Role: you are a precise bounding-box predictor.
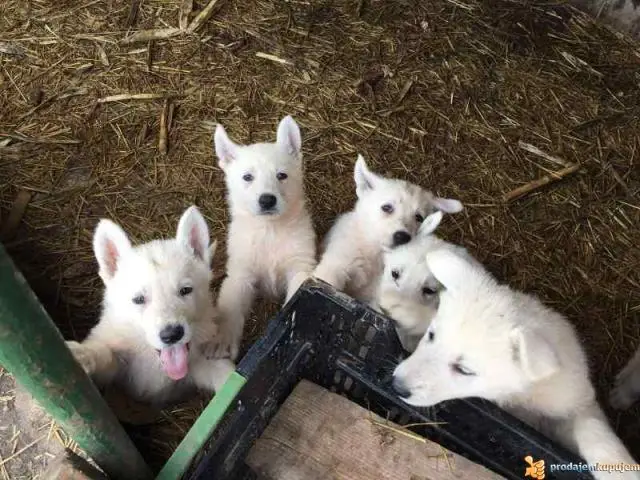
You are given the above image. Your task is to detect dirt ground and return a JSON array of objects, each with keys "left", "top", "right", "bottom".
[
  {"left": 1, "top": 0, "right": 639, "bottom": 476},
  {"left": 0, "top": 368, "right": 69, "bottom": 480}
]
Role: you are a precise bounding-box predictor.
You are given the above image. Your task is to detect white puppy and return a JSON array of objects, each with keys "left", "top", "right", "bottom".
[
  {"left": 212, "top": 116, "right": 316, "bottom": 360},
  {"left": 66, "top": 206, "right": 235, "bottom": 407},
  {"left": 610, "top": 346, "right": 640, "bottom": 410},
  {"left": 376, "top": 210, "right": 474, "bottom": 352},
  {"left": 314, "top": 154, "right": 463, "bottom": 304},
  {"left": 392, "top": 249, "right": 639, "bottom": 479}
]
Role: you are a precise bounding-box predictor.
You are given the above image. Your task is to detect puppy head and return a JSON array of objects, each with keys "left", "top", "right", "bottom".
[
  {"left": 214, "top": 116, "right": 304, "bottom": 218},
  {"left": 353, "top": 155, "right": 462, "bottom": 249},
  {"left": 392, "top": 249, "right": 561, "bottom": 406},
  {"left": 93, "top": 206, "right": 215, "bottom": 380},
  {"left": 378, "top": 212, "right": 444, "bottom": 330}
]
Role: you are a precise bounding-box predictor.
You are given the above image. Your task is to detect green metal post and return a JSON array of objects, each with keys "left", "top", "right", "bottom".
[
  {"left": 0, "top": 244, "right": 151, "bottom": 480},
  {"left": 157, "top": 371, "right": 247, "bottom": 480}
]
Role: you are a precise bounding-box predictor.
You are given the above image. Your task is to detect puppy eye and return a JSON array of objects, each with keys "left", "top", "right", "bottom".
[
  {"left": 428, "top": 330, "right": 435, "bottom": 342},
  {"left": 381, "top": 204, "right": 394, "bottom": 214},
  {"left": 132, "top": 295, "right": 145, "bottom": 305},
  {"left": 179, "top": 286, "right": 193, "bottom": 296},
  {"left": 422, "top": 286, "right": 436, "bottom": 295},
  {"left": 415, "top": 213, "right": 424, "bottom": 223},
  {"left": 242, "top": 173, "right": 254, "bottom": 182},
  {"left": 391, "top": 269, "right": 400, "bottom": 280},
  {"left": 276, "top": 172, "right": 288, "bottom": 181},
  {"left": 451, "top": 363, "right": 475, "bottom": 376}
]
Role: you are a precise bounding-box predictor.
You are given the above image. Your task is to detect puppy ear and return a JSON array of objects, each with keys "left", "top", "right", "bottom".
[
  {"left": 214, "top": 124, "right": 240, "bottom": 170},
  {"left": 425, "top": 248, "right": 478, "bottom": 293},
  {"left": 417, "top": 211, "right": 443, "bottom": 238},
  {"left": 93, "top": 219, "right": 132, "bottom": 283},
  {"left": 354, "top": 154, "right": 380, "bottom": 197},
  {"left": 176, "top": 206, "right": 211, "bottom": 264},
  {"left": 511, "top": 327, "right": 560, "bottom": 382},
  {"left": 276, "top": 115, "right": 302, "bottom": 157},
  {"left": 430, "top": 194, "right": 463, "bottom": 214}
]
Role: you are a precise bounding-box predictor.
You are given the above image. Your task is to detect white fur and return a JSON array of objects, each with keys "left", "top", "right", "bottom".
[
  {"left": 314, "top": 155, "right": 463, "bottom": 304},
  {"left": 376, "top": 211, "right": 475, "bottom": 352},
  {"left": 392, "top": 250, "right": 639, "bottom": 479},
  {"left": 212, "top": 116, "right": 317, "bottom": 360},
  {"left": 66, "top": 206, "right": 235, "bottom": 406},
  {"left": 574, "top": 0, "right": 640, "bottom": 39},
  {"left": 610, "top": 345, "right": 640, "bottom": 410}
]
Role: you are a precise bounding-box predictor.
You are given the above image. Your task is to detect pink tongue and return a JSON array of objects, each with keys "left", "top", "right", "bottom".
[{"left": 159, "top": 344, "right": 189, "bottom": 380}]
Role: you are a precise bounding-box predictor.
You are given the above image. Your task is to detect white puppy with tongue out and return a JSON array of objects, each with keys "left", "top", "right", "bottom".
[{"left": 66, "top": 206, "right": 235, "bottom": 406}]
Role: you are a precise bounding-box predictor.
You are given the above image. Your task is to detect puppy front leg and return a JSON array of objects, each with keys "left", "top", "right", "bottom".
[
  {"left": 215, "top": 274, "right": 256, "bottom": 361},
  {"left": 285, "top": 271, "right": 309, "bottom": 303},
  {"left": 66, "top": 340, "right": 118, "bottom": 387},
  {"left": 191, "top": 358, "right": 236, "bottom": 393},
  {"left": 284, "top": 261, "right": 317, "bottom": 303},
  {"left": 312, "top": 257, "right": 348, "bottom": 292}
]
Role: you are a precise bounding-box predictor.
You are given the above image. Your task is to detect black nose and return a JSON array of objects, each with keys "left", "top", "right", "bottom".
[
  {"left": 392, "top": 376, "right": 411, "bottom": 398},
  {"left": 392, "top": 231, "right": 411, "bottom": 246},
  {"left": 159, "top": 324, "right": 184, "bottom": 345},
  {"left": 259, "top": 193, "right": 277, "bottom": 210}
]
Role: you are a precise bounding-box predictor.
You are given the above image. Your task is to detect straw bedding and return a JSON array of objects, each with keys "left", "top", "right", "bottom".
[{"left": 1, "top": 0, "right": 639, "bottom": 470}]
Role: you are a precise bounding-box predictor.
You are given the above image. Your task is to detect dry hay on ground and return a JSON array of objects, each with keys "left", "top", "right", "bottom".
[
  {"left": 1, "top": 0, "right": 639, "bottom": 472},
  {"left": 0, "top": 368, "right": 83, "bottom": 480}
]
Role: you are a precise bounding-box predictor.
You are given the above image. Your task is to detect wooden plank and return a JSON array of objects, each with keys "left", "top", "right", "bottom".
[{"left": 246, "top": 380, "right": 503, "bottom": 480}]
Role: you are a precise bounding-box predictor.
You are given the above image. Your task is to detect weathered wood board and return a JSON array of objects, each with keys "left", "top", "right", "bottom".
[{"left": 246, "top": 380, "right": 505, "bottom": 480}]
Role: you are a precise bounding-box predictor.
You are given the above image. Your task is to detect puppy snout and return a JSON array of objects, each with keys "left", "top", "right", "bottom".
[
  {"left": 392, "top": 376, "right": 411, "bottom": 398},
  {"left": 258, "top": 193, "right": 277, "bottom": 210},
  {"left": 159, "top": 324, "right": 185, "bottom": 345},
  {"left": 392, "top": 231, "right": 411, "bottom": 246}
]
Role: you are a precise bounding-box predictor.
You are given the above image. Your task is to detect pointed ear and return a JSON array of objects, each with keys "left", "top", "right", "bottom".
[
  {"left": 425, "top": 248, "right": 476, "bottom": 293},
  {"left": 93, "top": 219, "right": 132, "bottom": 283},
  {"left": 214, "top": 124, "right": 240, "bottom": 170},
  {"left": 417, "top": 211, "right": 443, "bottom": 238},
  {"left": 511, "top": 327, "right": 560, "bottom": 382},
  {"left": 176, "top": 206, "right": 211, "bottom": 264},
  {"left": 354, "top": 154, "right": 380, "bottom": 197},
  {"left": 276, "top": 115, "right": 301, "bottom": 157},
  {"left": 430, "top": 195, "right": 463, "bottom": 214}
]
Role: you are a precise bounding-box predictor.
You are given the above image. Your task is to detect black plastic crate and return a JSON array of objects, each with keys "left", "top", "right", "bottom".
[{"left": 185, "top": 279, "right": 593, "bottom": 479}]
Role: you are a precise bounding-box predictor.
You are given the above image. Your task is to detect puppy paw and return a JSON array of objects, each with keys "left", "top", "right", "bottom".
[
  {"left": 211, "top": 359, "right": 237, "bottom": 392},
  {"left": 66, "top": 341, "right": 97, "bottom": 375},
  {"left": 202, "top": 325, "right": 240, "bottom": 361},
  {"left": 285, "top": 270, "right": 314, "bottom": 303}
]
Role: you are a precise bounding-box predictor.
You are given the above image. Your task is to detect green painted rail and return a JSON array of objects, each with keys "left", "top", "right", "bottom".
[
  {"left": 0, "top": 244, "right": 151, "bottom": 480},
  {"left": 156, "top": 371, "right": 247, "bottom": 480}
]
